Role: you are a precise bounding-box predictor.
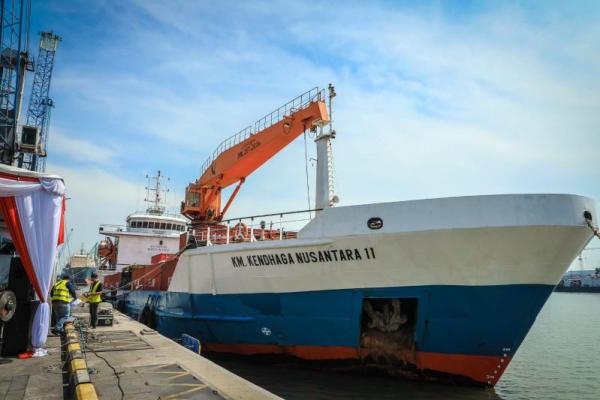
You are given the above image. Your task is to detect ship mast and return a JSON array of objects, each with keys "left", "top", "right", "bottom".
[
  {"left": 314, "top": 84, "right": 338, "bottom": 210},
  {"left": 145, "top": 170, "right": 169, "bottom": 215}
]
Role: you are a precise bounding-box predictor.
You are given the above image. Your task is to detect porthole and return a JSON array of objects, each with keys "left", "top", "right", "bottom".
[{"left": 367, "top": 217, "right": 383, "bottom": 230}]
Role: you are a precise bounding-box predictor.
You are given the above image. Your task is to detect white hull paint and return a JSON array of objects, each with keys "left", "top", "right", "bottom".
[{"left": 170, "top": 194, "right": 596, "bottom": 295}]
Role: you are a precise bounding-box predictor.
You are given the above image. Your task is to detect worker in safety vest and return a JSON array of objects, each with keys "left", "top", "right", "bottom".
[
  {"left": 50, "top": 273, "right": 77, "bottom": 334},
  {"left": 83, "top": 272, "right": 103, "bottom": 329}
]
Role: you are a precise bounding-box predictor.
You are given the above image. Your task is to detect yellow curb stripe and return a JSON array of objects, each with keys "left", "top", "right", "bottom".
[
  {"left": 75, "top": 383, "right": 99, "bottom": 400},
  {"left": 67, "top": 343, "right": 81, "bottom": 352},
  {"left": 70, "top": 358, "right": 87, "bottom": 374},
  {"left": 60, "top": 324, "right": 98, "bottom": 400}
]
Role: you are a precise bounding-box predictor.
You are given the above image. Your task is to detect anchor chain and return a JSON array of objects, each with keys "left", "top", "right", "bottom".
[{"left": 584, "top": 211, "right": 600, "bottom": 239}]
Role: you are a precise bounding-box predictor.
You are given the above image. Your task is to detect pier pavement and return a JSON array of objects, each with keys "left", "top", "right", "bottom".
[{"left": 0, "top": 305, "right": 281, "bottom": 400}]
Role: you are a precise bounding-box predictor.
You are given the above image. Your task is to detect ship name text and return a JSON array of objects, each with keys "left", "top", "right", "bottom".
[{"left": 231, "top": 247, "right": 376, "bottom": 268}]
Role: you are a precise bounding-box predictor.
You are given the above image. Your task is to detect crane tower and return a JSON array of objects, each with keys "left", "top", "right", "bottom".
[
  {"left": 20, "top": 31, "right": 60, "bottom": 171},
  {"left": 0, "top": 0, "right": 32, "bottom": 165}
]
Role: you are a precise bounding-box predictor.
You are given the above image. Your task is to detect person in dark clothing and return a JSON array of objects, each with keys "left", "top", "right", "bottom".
[
  {"left": 50, "top": 273, "right": 77, "bottom": 333},
  {"left": 84, "top": 272, "right": 103, "bottom": 329}
]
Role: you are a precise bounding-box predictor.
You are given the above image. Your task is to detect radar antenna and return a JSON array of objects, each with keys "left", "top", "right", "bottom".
[{"left": 144, "top": 170, "right": 170, "bottom": 215}]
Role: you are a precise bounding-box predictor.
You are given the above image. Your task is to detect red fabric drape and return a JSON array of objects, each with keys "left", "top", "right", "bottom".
[
  {"left": 57, "top": 196, "right": 66, "bottom": 245},
  {"left": 0, "top": 196, "right": 44, "bottom": 299}
]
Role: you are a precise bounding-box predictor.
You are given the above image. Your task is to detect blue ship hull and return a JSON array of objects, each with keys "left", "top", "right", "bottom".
[{"left": 124, "top": 283, "right": 554, "bottom": 385}]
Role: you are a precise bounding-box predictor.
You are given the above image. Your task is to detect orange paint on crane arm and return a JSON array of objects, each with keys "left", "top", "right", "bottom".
[
  {"left": 182, "top": 100, "right": 329, "bottom": 222},
  {"left": 201, "top": 101, "right": 329, "bottom": 188}
]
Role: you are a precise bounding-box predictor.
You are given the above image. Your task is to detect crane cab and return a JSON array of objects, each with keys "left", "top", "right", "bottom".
[{"left": 181, "top": 182, "right": 222, "bottom": 223}]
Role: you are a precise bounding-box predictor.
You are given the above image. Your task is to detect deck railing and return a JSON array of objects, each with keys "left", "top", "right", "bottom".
[{"left": 190, "top": 208, "right": 321, "bottom": 246}]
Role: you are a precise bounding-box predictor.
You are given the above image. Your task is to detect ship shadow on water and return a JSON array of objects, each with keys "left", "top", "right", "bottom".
[{"left": 207, "top": 353, "right": 504, "bottom": 400}]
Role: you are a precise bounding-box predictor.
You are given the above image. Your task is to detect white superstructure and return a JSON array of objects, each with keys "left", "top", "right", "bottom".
[{"left": 98, "top": 171, "right": 187, "bottom": 272}]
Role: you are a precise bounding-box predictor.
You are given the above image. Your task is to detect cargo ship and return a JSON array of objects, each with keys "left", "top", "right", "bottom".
[
  {"left": 61, "top": 249, "right": 97, "bottom": 287},
  {"left": 100, "top": 86, "right": 597, "bottom": 387},
  {"left": 555, "top": 268, "right": 600, "bottom": 293}
]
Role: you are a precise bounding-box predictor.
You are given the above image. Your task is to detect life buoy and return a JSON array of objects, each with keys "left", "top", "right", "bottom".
[{"left": 233, "top": 222, "right": 247, "bottom": 241}]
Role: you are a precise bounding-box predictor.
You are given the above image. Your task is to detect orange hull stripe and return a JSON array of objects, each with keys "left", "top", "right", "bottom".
[
  {"left": 205, "top": 343, "right": 359, "bottom": 360},
  {"left": 416, "top": 352, "right": 511, "bottom": 385},
  {"left": 203, "top": 343, "right": 510, "bottom": 385}
]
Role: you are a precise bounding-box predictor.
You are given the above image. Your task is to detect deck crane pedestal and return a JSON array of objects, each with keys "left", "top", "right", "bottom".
[{"left": 181, "top": 87, "right": 331, "bottom": 226}]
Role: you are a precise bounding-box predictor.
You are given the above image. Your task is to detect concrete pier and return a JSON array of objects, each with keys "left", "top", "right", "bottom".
[
  {"left": 0, "top": 307, "right": 281, "bottom": 400},
  {"left": 0, "top": 335, "right": 64, "bottom": 400}
]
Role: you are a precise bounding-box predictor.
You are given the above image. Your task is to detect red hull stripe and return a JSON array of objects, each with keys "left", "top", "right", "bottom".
[
  {"left": 417, "top": 352, "right": 510, "bottom": 385},
  {"left": 203, "top": 343, "right": 511, "bottom": 385},
  {"left": 206, "top": 343, "right": 359, "bottom": 360}
]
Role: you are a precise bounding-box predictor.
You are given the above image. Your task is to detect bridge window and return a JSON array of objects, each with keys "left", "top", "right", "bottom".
[
  {"left": 166, "top": 223, "right": 172, "bottom": 230},
  {"left": 142, "top": 221, "right": 148, "bottom": 228},
  {"left": 160, "top": 223, "right": 166, "bottom": 230}
]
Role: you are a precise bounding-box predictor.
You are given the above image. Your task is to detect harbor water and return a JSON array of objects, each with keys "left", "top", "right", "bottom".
[{"left": 208, "top": 293, "right": 600, "bottom": 400}]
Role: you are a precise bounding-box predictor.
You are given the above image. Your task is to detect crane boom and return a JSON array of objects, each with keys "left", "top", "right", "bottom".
[{"left": 182, "top": 88, "right": 330, "bottom": 223}]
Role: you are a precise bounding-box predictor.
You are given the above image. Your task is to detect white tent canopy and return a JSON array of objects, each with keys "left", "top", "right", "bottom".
[{"left": 0, "top": 163, "right": 65, "bottom": 351}]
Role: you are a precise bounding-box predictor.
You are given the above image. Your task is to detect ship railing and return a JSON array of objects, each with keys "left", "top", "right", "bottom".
[
  {"left": 129, "top": 210, "right": 186, "bottom": 220},
  {"left": 199, "top": 87, "right": 325, "bottom": 177},
  {"left": 190, "top": 208, "right": 321, "bottom": 246}
]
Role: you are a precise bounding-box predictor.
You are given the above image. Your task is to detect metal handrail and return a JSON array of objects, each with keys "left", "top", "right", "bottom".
[
  {"left": 220, "top": 207, "right": 322, "bottom": 224},
  {"left": 190, "top": 208, "right": 320, "bottom": 246},
  {"left": 199, "top": 87, "right": 324, "bottom": 177}
]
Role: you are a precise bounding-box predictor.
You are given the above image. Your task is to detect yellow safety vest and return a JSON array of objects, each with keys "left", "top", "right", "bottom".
[
  {"left": 51, "top": 279, "right": 72, "bottom": 303},
  {"left": 88, "top": 280, "right": 102, "bottom": 303}
]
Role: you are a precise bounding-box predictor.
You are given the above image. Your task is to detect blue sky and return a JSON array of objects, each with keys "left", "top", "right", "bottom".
[{"left": 28, "top": 0, "right": 600, "bottom": 267}]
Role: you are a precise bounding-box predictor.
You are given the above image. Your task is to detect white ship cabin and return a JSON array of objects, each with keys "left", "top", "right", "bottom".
[
  {"left": 98, "top": 212, "right": 187, "bottom": 271},
  {"left": 97, "top": 171, "right": 187, "bottom": 272},
  {"left": 125, "top": 213, "right": 187, "bottom": 233}
]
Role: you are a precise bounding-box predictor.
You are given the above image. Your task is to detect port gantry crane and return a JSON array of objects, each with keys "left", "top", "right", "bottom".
[
  {"left": 0, "top": 0, "right": 32, "bottom": 165},
  {"left": 20, "top": 31, "right": 61, "bottom": 172},
  {"left": 0, "top": 0, "right": 60, "bottom": 172},
  {"left": 181, "top": 87, "right": 331, "bottom": 226}
]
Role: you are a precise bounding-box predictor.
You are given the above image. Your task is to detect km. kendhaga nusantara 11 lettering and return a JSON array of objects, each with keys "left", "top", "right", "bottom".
[{"left": 231, "top": 247, "right": 376, "bottom": 267}]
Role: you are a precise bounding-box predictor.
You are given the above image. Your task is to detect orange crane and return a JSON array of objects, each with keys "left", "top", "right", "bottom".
[{"left": 181, "top": 88, "right": 330, "bottom": 224}]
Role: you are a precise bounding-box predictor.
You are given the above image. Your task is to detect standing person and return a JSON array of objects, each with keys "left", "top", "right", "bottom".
[
  {"left": 50, "top": 273, "right": 77, "bottom": 334},
  {"left": 85, "top": 272, "right": 103, "bottom": 329}
]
